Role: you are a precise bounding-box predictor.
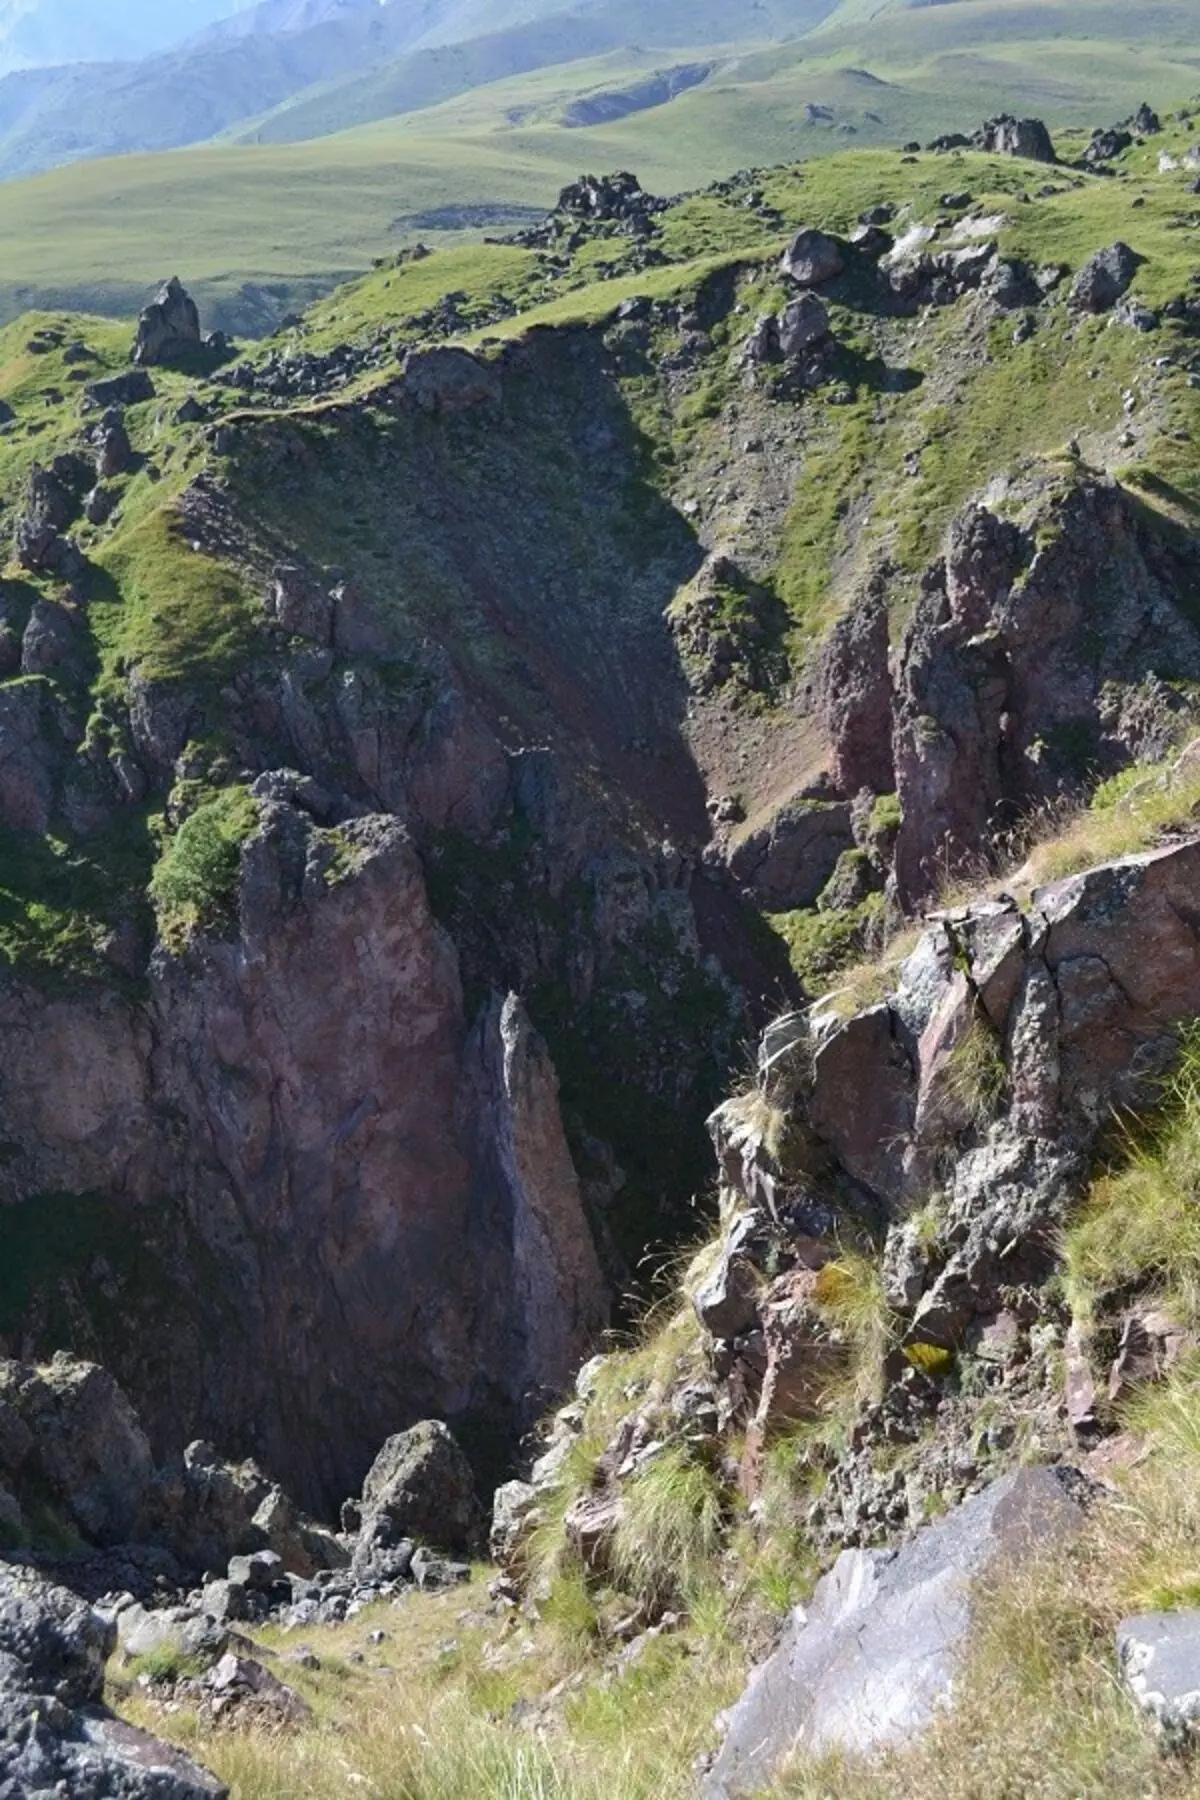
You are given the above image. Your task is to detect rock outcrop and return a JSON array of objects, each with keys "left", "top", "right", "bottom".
[
  {"left": 1070, "top": 243, "right": 1141, "bottom": 313},
  {"left": 928, "top": 114, "right": 1056, "bottom": 161},
  {"left": 891, "top": 476, "right": 1200, "bottom": 906},
  {"left": 132, "top": 278, "right": 202, "bottom": 367},
  {"left": 0, "top": 1353, "right": 346, "bottom": 1583},
  {"left": 976, "top": 114, "right": 1057, "bottom": 162},
  {"left": 0, "top": 805, "right": 610, "bottom": 1511},
  {"left": 704, "top": 1466, "right": 1089, "bottom": 1796},
  {"left": 0, "top": 1563, "right": 226, "bottom": 1798}
]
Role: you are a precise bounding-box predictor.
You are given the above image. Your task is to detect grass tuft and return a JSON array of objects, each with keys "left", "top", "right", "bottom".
[{"left": 1065, "top": 1024, "right": 1200, "bottom": 1330}]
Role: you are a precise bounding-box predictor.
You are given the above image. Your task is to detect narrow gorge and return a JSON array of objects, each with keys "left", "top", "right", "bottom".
[{"left": 3, "top": 92, "right": 1200, "bottom": 1799}]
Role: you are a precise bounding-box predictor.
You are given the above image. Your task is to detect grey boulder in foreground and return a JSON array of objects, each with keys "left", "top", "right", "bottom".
[
  {"left": 704, "top": 1466, "right": 1089, "bottom": 1798},
  {"left": 1118, "top": 1612, "right": 1200, "bottom": 1743},
  {"left": 0, "top": 1562, "right": 225, "bottom": 1798}
]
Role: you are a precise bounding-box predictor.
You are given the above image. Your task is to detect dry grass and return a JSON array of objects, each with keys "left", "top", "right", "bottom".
[
  {"left": 775, "top": 1365, "right": 1200, "bottom": 1799},
  {"left": 811, "top": 923, "right": 923, "bottom": 1024},
  {"left": 1065, "top": 1026, "right": 1200, "bottom": 1329},
  {"left": 941, "top": 1012, "right": 1009, "bottom": 1131},
  {"left": 1016, "top": 748, "right": 1200, "bottom": 893},
  {"left": 773, "top": 1026, "right": 1200, "bottom": 1800},
  {"left": 112, "top": 1569, "right": 745, "bottom": 1800},
  {"left": 718, "top": 1084, "right": 793, "bottom": 1171}
]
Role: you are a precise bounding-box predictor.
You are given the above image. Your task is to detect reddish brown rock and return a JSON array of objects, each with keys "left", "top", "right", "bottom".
[
  {"left": 0, "top": 806, "right": 606, "bottom": 1511},
  {"left": 822, "top": 585, "right": 895, "bottom": 797},
  {"left": 892, "top": 479, "right": 1200, "bottom": 908}
]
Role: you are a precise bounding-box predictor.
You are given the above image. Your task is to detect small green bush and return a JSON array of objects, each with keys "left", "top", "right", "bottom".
[
  {"left": 150, "top": 787, "right": 258, "bottom": 945},
  {"left": 127, "top": 1643, "right": 204, "bottom": 1684}
]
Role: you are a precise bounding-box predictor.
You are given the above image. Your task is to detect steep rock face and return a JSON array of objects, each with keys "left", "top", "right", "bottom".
[
  {"left": 462, "top": 994, "right": 610, "bottom": 1421},
  {"left": 689, "top": 829, "right": 1200, "bottom": 1492},
  {"left": 799, "top": 835, "right": 1200, "bottom": 1217},
  {"left": 892, "top": 477, "right": 1200, "bottom": 905},
  {"left": 0, "top": 805, "right": 608, "bottom": 1510}
]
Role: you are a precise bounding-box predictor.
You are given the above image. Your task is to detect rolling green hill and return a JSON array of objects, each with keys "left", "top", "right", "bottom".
[{"left": 0, "top": 0, "right": 1195, "bottom": 333}]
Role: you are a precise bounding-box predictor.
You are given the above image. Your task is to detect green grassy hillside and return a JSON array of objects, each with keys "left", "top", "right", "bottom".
[{"left": 0, "top": 0, "right": 1193, "bottom": 332}]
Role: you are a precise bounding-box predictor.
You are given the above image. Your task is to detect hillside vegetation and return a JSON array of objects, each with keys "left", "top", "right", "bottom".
[
  {"left": 0, "top": 0, "right": 1198, "bottom": 328},
  {"left": 2, "top": 86, "right": 1200, "bottom": 1798}
]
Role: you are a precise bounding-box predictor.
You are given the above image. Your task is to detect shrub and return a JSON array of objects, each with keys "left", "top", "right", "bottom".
[{"left": 150, "top": 786, "right": 258, "bottom": 945}]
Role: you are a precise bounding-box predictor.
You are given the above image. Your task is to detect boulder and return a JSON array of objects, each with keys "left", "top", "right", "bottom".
[
  {"left": 704, "top": 1466, "right": 1090, "bottom": 1796},
  {"left": 14, "top": 463, "right": 75, "bottom": 571},
  {"left": 1070, "top": 242, "right": 1141, "bottom": 313},
  {"left": 84, "top": 368, "right": 156, "bottom": 410},
  {"left": 1118, "top": 1612, "right": 1200, "bottom": 1742},
  {"left": 148, "top": 1438, "right": 346, "bottom": 1579},
  {"left": 353, "top": 1420, "right": 478, "bottom": 1555},
  {"left": 410, "top": 1546, "right": 471, "bottom": 1591},
  {"left": 21, "top": 596, "right": 80, "bottom": 676},
  {"left": 0, "top": 1564, "right": 226, "bottom": 1797},
  {"left": 401, "top": 346, "right": 502, "bottom": 414},
  {"left": 226, "top": 1549, "right": 283, "bottom": 1592},
  {"left": 779, "top": 228, "right": 844, "bottom": 288},
  {"left": 741, "top": 313, "right": 780, "bottom": 367},
  {"left": 117, "top": 1602, "right": 229, "bottom": 1665},
  {"left": 90, "top": 407, "right": 133, "bottom": 479},
  {"left": 1083, "top": 127, "right": 1133, "bottom": 166},
  {"left": 692, "top": 1211, "right": 770, "bottom": 1340},
  {"left": 84, "top": 483, "right": 117, "bottom": 525},
  {"left": 0, "top": 1354, "right": 154, "bottom": 1545},
  {"left": 777, "top": 293, "right": 831, "bottom": 357},
  {"left": 202, "top": 1652, "right": 311, "bottom": 1726},
  {"left": 132, "top": 277, "right": 202, "bottom": 367},
  {"left": 977, "top": 114, "right": 1056, "bottom": 162}
]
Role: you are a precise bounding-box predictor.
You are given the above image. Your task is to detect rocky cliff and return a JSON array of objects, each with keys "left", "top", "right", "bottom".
[{"left": 0, "top": 100, "right": 1198, "bottom": 1522}]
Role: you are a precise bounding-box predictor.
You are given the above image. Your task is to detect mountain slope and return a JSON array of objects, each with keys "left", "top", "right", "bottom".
[
  {"left": 0, "top": 1, "right": 1197, "bottom": 335},
  {"left": 0, "top": 93, "right": 1196, "bottom": 1520},
  {"left": 0, "top": 0, "right": 841, "bottom": 178},
  {"left": 0, "top": 0, "right": 252, "bottom": 74}
]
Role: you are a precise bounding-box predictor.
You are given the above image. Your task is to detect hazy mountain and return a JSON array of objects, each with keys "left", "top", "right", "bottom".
[
  {"left": 0, "top": 0, "right": 261, "bottom": 72},
  {"left": 0, "top": 0, "right": 839, "bottom": 178}
]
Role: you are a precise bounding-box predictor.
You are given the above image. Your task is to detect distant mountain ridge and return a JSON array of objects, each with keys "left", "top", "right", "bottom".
[
  {"left": 0, "top": 0, "right": 256, "bottom": 73},
  {"left": 0, "top": 0, "right": 839, "bottom": 178},
  {"left": 0, "top": 0, "right": 1193, "bottom": 188}
]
